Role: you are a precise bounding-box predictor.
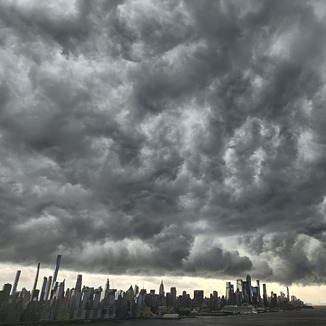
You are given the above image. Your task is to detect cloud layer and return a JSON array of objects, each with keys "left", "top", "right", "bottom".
[{"left": 1, "top": 0, "right": 326, "bottom": 285}]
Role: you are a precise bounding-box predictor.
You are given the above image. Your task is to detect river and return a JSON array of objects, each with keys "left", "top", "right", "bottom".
[{"left": 74, "top": 306, "right": 326, "bottom": 326}]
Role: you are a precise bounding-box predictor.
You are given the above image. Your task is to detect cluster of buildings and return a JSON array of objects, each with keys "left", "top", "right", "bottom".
[
  {"left": 224, "top": 274, "right": 304, "bottom": 310},
  {"left": 0, "top": 255, "right": 306, "bottom": 324}
]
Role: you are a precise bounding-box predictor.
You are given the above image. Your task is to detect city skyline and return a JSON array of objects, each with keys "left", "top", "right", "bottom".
[
  {"left": 1, "top": 0, "right": 326, "bottom": 307},
  {"left": 2, "top": 254, "right": 303, "bottom": 306},
  {"left": 0, "top": 258, "right": 324, "bottom": 306},
  {"left": 0, "top": 254, "right": 309, "bottom": 324}
]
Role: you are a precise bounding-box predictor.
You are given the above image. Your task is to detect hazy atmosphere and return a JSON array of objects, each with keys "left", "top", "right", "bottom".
[{"left": 1, "top": 0, "right": 326, "bottom": 301}]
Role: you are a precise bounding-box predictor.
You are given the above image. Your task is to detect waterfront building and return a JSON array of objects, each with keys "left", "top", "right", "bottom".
[
  {"left": 263, "top": 283, "right": 268, "bottom": 306},
  {"left": 225, "top": 282, "right": 234, "bottom": 305},
  {"left": 246, "top": 274, "right": 253, "bottom": 304},
  {"left": 256, "top": 280, "right": 261, "bottom": 304},
  {"left": 252, "top": 286, "right": 259, "bottom": 305}
]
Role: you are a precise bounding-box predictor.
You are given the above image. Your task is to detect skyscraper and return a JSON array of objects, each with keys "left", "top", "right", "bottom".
[
  {"left": 104, "top": 278, "right": 110, "bottom": 299},
  {"left": 236, "top": 279, "right": 243, "bottom": 293},
  {"left": 263, "top": 283, "right": 268, "bottom": 306},
  {"left": 246, "top": 274, "right": 253, "bottom": 304},
  {"left": 287, "top": 286, "right": 290, "bottom": 301},
  {"left": 193, "top": 290, "right": 204, "bottom": 307},
  {"left": 256, "top": 280, "right": 261, "bottom": 304},
  {"left": 170, "top": 287, "right": 176, "bottom": 307},
  {"left": 159, "top": 280, "right": 164, "bottom": 297},
  {"left": 226, "top": 282, "right": 234, "bottom": 305},
  {"left": 31, "top": 263, "right": 40, "bottom": 301},
  {"left": 52, "top": 254, "right": 62, "bottom": 289},
  {"left": 44, "top": 276, "right": 52, "bottom": 302},
  {"left": 2, "top": 283, "right": 12, "bottom": 302},
  {"left": 75, "top": 274, "right": 82, "bottom": 292},
  {"left": 39, "top": 277, "right": 47, "bottom": 302},
  {"left": 11, "top": 270, "right": 21, "bottom": 295},
  {"left": 134, "top": 284, "right": 139, "bottom": 295}
]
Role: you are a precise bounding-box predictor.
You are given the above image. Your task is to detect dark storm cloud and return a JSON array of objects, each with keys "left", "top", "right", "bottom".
[
  {"left": 240, "top": 232, "right": 326, "bottom": 285},
  {"left": 1, "top": 0, "right": 326, "bottom": 284}
]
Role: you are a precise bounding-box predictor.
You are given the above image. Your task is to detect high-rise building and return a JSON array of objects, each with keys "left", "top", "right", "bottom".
[
  {"left": 242, "top": 280, "right": 248, "bottom": 302},
  {"left": 75, "top": 274, "right": 82, "bottom": 292},
  {"left": 104, "top": 278, "right": 110, "bottom": 299},
  {"left": 212, "top": 291, "right": 218, "bottom": 310},
  {"left": 170, "top": 287, "right": 176, "bottom": 307},
  {"left": 93, "top": 287, "right": 102, "bottom": 309},
  {"left": 236, "top": 279, "right": 243, "bottom": 293},
  {"left": 31, "top": 263, "right": 40, "bottom": 301},
  {"left": 193, "top": 290, "right": 204, "bottom": 307},
  {"left": 52, "top": 255, "right": 62, "bottom": 290},
  {"left": 11, "top": 270, "right": 21, "bottom": 295},
  {"left": 256, "top": 280, "right": 261, "bottom": 304},
  {"left": 252, "top": 286, "right": 259, "bottom": 305},
  {"left": 55, "top": 280, "right": 65, "bottom": 300},
  {"left": 159, "top": 280, "right": 164, "bottom": 297},
  {"left": 262, "top": 283, "right": 268, "bottom": 306},
  {"left": 39, "top": 277, "right": 47, "bottom": 302},
  {"left": 246, "top": 274, "right": 252, "bottom": 304},
  {"left": 44, "top": 276, "right": 52, "bottom": 302},
  {"left": 2, "top": 283, "right": 12, "bottom": 302},
  {"left": 225, "top": 282, "right": 234, "bottom": 305}
]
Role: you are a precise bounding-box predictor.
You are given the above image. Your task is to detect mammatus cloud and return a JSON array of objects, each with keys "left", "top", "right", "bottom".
[{"left": 1, "top": 0, "right": 326, "bottom": 285}]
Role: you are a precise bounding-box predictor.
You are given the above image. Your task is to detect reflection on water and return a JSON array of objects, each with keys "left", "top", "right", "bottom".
[{"left": 74, "top": 306, "right": 326, "bottom": 326}]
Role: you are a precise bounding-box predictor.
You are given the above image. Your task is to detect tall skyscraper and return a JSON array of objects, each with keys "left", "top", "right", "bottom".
[
  {"left": 263, "top": 283, "right": 268, "bottom": 306},
  {"left": 134, "top": 284, "right": 139, "bottom": 295},
  {"left": 2, "top": 284, "right": 12, "bottom": 302},
  {"left": 236, "top": 279, "right": 243, "bottom": 293},
  {"left": 52, "top": 254, "right": 62, "bottom": 289},
  {"left": 11, "top": 270, "right": 21, "bottom": 295},
  {"left": 246, "top": 274, "right": 252, "bottom": 304},
  {"left": 225, "top": 282, "right": 234, "bottom": 305},
  {"left": 256, "top": 280, "right": 261, "bottom": 304},
  {"left": 170, "top": 287, "right": 176, "bottom": 307},
  {"left": 104, "top": 278, "right": 110, "bottom": 299},
  {"left": 44, "top": 276, "right": 52, "bottom": 302},
  {"left": 75, "top": 274, "right": 82, "bottom": 292},
  {"left": 55, "top": 280, "right": 65, "bottom": 299},
  {"left": 39, "top": 277, "right": 47, "bottom": 302},
  {"left": 159, "top": 280, "right": 164, "bottom": 297},
  {"left": 31, "top": 263, "right": 40, "bottom": 301}
]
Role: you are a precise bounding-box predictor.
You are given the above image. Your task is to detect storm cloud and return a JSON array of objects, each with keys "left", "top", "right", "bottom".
[{"left": 1, "top": 0, "right": 326, "bottom": 285}]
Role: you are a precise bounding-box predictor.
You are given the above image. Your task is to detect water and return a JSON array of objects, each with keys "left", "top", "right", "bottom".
[{"left": 75, "top": 306, "right": 326, "bottom": 326}]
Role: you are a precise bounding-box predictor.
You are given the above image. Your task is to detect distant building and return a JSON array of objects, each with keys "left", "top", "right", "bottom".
[
  {"left": 193, "top": 290, "right": 204, "bottom": 308},
  {"left": 11, "top": 271, "right": 21, "bottom": 296},
  {"left": 159, "top": 281, "right": 164, "bottom": 297}
]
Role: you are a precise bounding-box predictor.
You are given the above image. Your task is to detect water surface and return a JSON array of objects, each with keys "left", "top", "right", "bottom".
[{"left": 75, "top": 306, "right": 326, "bottom": 326}]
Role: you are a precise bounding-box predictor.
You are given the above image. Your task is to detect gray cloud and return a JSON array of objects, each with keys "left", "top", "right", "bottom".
[{"left": 0, "top": 0, "right": 326, "bottom": 285}]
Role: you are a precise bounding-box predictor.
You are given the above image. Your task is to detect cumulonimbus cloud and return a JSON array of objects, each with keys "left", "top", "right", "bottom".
[{"left": 0, "top": 0, "right": 326, "bottom": 285}]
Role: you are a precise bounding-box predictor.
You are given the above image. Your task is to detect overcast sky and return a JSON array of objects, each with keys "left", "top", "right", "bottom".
[{"left": 1, "top": 0, "right": 326, "bottom": 292}]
